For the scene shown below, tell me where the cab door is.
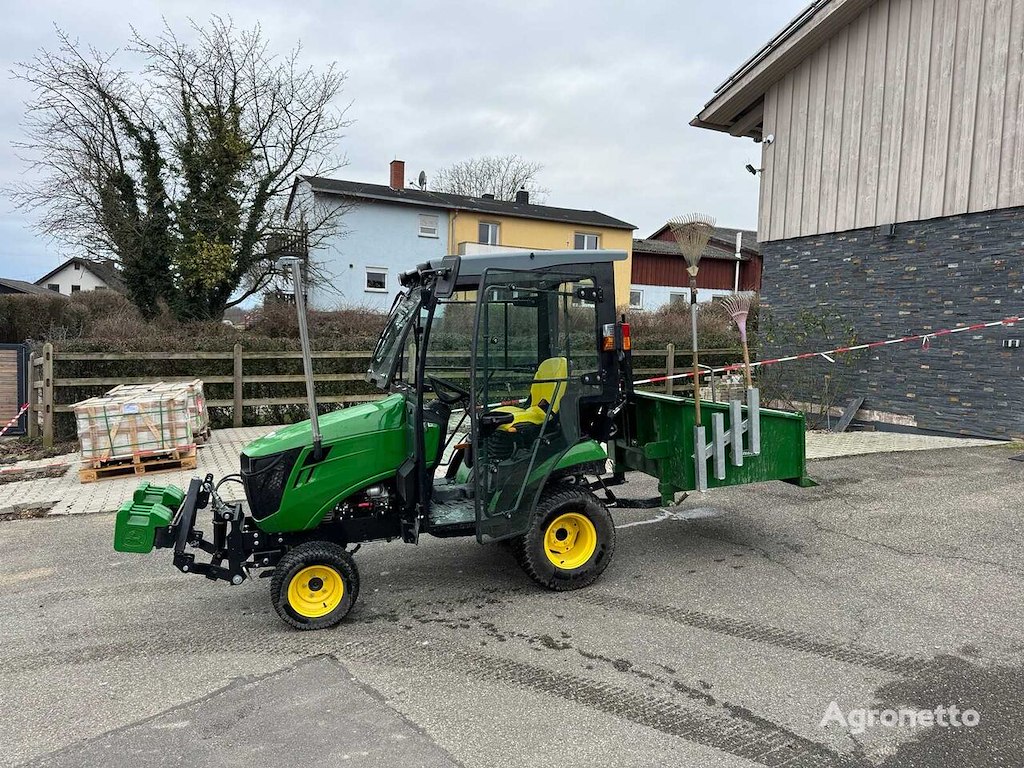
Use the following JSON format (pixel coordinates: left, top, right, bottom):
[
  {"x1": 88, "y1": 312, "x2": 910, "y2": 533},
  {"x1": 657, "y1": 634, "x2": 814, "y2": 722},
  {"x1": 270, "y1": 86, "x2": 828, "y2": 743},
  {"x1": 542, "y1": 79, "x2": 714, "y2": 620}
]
[{"x1": 470, "y1": 269, "x2": 601, "y2": 542}]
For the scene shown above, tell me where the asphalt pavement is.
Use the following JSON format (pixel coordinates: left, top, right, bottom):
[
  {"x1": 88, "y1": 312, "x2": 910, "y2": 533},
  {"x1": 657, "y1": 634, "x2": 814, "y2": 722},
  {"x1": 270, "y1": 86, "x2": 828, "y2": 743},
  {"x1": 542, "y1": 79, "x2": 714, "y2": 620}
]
[{"x1": 1, "y1": 442, "x2": 1022, "y2": 767}]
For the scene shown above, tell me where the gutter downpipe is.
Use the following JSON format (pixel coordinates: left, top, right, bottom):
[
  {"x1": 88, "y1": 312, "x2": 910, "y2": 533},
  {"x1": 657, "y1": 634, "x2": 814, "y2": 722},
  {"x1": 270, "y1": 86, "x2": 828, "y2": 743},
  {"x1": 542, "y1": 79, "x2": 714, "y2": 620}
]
[{"x1": 733, "y1": 232, "x2": 742, "y2": 293}]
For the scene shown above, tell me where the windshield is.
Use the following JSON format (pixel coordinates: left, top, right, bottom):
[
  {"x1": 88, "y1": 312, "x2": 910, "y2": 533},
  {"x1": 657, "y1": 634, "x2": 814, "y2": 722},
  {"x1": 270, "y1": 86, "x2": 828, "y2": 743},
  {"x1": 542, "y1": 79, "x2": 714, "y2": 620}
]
[{"x1": 367, "y1": 287, "x2": 422, "y2": 388}]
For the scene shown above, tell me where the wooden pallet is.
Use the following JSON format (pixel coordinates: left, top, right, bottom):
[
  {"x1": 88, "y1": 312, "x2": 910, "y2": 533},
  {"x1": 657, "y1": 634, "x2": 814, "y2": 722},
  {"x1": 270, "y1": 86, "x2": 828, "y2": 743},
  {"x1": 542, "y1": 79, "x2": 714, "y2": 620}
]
[{"x1": 79, "y1": 448, "x2": 197, "y2": 484}]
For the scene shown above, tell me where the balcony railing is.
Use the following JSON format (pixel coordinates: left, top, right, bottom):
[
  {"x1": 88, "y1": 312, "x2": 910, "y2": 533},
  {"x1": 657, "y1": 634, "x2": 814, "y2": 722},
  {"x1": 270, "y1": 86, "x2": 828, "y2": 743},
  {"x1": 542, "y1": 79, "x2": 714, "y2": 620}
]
[
  {"x1": 266, "y1": 229, "x2": 309, "y2": 261},
  {"x1": 458, "y1": 242, "x2": 541, "y2": 256}
]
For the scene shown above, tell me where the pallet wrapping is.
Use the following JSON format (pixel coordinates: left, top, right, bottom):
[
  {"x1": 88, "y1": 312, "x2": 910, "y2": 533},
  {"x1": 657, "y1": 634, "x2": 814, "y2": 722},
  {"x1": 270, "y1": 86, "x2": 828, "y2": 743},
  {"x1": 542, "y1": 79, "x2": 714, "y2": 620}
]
[
  {"x1": 105, "y1": 379, "x2": 210, "y2": 440},
  {"x1": 73, "y1": 380, "x2": 208, "y2": 469}
]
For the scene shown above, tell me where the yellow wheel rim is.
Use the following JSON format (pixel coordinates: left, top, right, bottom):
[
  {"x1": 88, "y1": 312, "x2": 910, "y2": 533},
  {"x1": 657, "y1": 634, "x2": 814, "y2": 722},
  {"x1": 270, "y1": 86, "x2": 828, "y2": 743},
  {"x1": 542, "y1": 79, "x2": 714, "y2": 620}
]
[
  {"x1": 544, "y1": 512, "x2": 598, "y2": 570},
  {"x1": 287, "y1": 564, "x2": 345, "y2": 618}
]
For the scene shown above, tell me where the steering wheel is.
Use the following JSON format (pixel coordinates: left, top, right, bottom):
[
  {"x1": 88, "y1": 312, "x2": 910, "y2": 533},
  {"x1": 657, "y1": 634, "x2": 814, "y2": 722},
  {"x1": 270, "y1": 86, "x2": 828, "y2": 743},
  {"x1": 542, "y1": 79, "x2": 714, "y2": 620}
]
[{"x1": 426, "y1": 374, "x2": 471, "y2": 405}]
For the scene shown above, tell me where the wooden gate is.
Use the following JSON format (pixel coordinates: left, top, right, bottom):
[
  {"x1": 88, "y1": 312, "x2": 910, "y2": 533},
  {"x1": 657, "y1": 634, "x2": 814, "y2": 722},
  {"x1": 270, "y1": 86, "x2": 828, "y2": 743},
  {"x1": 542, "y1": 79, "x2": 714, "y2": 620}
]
[{"x1": 0, "y1": 344, "x2": 29, "y2": 436}]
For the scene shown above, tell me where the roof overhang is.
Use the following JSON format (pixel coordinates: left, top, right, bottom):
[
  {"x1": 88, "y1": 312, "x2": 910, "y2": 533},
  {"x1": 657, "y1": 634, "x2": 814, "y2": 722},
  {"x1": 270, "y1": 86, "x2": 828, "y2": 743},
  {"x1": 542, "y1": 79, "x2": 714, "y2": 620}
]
[
  {"x1": 33, "y1": 257, "x2": 102, "y2": 287},
  {"x1": 691, "y1": 0, "x2": 873, "y2": 139},
  {"x1": 295, "y1": 176, "x2": 636, "y2": 231},
  {"x1": 632, "y1": 247, "x2": 753, "y2": 263},
  {"x1": 0, "y1": 278, "x2": 59, "y2": 296},
  {"x1": 284, "y1": 176, "x2": 308, "y2": 221}
]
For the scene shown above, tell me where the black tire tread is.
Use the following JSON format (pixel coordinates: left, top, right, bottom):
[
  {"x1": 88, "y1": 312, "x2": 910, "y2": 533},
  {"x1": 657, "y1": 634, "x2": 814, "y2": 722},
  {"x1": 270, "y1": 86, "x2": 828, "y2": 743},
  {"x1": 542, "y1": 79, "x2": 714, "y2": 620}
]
[
  {"x1": 271, "y1": 541, "x2": 359, "y2": 631},
  {"x1": 517, "y1": 486, "x2": 615, "y2": 592}
]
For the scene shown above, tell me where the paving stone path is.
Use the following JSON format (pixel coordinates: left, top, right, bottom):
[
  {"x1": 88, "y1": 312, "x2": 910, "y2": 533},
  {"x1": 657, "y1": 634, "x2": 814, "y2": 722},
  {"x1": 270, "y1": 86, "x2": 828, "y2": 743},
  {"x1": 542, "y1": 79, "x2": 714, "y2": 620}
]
[{"x1": 0, "y1": 426, "x2": 1004, "y2": 516}]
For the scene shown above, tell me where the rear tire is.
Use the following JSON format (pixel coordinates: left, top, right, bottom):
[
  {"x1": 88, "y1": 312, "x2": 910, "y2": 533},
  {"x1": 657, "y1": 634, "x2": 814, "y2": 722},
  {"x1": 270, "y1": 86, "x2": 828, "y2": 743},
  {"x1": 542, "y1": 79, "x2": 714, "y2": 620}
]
[
  {"x1": 272, "y1": 541, "x2": 359, "y2": 630},
  {"x1": 516, "y1": 487, "x2": 615, "y2": 591}
]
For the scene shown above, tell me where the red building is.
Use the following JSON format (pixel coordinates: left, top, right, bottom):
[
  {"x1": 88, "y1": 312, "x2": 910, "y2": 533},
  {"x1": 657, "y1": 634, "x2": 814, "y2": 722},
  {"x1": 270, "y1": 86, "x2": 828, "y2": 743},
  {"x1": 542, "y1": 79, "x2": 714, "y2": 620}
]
[{"x1": 629, "y1": 225, "x2": 762, "y2": 310}]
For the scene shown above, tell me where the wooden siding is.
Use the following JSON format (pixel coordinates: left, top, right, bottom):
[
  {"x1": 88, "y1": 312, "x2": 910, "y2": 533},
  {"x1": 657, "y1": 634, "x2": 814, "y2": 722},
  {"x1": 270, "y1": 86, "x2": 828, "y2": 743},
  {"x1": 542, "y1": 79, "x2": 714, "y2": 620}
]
[
  {"x1": 759, "y1": 0, "x2": 1024, "y2": 241},
  {"x1": 0, "y1": 349, "x2": 20, "y2": 425},
  {"x1": 631, "y1": 255, "x2": 762, "y2": 292}
]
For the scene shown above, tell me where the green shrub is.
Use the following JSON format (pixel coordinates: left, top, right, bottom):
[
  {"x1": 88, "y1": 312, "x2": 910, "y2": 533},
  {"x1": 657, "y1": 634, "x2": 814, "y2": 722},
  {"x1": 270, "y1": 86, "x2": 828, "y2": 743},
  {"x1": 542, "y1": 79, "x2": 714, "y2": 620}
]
[
  {"x1": 626, "y1": 299, "x2": 750, "y2": 352},
  {"x1": 0, "y1": 293, "x2": 75, "y2": 343},
  {"x1": 246, "y1": 300, "x2": 386, "y2": 350},
  {"x1": 0, "y1": 290, "x2": 157, "y2": 344}
]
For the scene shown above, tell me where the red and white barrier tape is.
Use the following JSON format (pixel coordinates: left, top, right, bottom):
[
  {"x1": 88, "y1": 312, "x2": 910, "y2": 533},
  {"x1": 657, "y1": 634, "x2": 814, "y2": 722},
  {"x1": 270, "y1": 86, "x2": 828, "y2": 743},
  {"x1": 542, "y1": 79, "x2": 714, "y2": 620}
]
[
  {"x1": 634, "y1": 314, "x2": 1022, "y2": 386},
  {"x1": 0, "y1": 402, "x2": 30, "y2": 438}
]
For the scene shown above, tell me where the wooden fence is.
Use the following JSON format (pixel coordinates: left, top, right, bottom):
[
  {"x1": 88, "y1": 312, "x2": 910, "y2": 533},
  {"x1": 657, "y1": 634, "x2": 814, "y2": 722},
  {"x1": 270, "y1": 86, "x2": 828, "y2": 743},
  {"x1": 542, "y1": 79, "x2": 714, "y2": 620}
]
[{"x1": 26, "y1": 343, "x2": 740, "y2": 447}]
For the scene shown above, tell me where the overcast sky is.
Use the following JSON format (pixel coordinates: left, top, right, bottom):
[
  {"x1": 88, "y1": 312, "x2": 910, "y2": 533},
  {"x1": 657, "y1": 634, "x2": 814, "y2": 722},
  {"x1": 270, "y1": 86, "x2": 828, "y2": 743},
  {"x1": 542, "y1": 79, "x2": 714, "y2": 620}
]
[{"x1": 0, "y1": 0, "x2": 806, "y2": 282}]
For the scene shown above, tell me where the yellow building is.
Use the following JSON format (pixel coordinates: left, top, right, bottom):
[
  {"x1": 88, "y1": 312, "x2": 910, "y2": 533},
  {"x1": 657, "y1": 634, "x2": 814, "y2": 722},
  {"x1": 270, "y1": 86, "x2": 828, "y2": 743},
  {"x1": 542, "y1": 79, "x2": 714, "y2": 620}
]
[{"x1": 447, "y1": 198, "x2": 635, "y2": 308}]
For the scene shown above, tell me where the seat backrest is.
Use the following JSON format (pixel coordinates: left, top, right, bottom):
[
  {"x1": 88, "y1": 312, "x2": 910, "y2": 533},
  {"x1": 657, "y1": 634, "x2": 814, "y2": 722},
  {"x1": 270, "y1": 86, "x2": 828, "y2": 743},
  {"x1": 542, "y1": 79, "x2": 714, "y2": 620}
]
[{"x1": 530, "y1": 357, "x2": 568, "y2": 413}]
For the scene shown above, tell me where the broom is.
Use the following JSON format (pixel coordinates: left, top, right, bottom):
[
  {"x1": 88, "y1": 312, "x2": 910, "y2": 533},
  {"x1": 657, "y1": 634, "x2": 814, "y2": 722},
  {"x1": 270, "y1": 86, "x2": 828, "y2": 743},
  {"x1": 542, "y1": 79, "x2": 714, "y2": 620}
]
[
  {"x1": 720, "y1": 291, "x2": 756, "y2": 390},
  {"x1": 668, "y1": 213, "x2": 716, "y2": 426}
]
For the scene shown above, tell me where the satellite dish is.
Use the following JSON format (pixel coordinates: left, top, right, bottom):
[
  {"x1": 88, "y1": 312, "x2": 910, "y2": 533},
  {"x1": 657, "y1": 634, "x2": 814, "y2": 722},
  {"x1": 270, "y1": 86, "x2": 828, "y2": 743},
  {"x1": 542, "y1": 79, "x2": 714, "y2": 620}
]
[{"x1": 417, "y1": 170, "x2": 427, "y2": 190}]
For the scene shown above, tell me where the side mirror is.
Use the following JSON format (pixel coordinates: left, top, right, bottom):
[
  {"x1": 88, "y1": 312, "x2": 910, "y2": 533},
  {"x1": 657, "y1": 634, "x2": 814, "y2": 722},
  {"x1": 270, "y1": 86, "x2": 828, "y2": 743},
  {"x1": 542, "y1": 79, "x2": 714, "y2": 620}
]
[{"x1": 478, "y1": 410, "x2": 515, "y2": 434}]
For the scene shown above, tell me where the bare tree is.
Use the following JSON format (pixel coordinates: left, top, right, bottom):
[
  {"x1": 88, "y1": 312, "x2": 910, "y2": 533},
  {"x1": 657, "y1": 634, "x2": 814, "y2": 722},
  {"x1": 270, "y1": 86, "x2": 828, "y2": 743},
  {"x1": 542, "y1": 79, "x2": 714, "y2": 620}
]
[
  {"x1": 431, "y1": 154, "x2": 548, "y2": 202},
  {"x1": 11, "y1": 19, "x2": 351, "y2": 320}
]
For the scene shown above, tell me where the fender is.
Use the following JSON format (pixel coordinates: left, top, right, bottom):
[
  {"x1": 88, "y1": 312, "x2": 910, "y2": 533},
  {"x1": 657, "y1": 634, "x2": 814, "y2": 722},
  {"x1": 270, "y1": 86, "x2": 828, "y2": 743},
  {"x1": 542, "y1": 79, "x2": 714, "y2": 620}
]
[{"x1": 552, "y1": 439, "x2": 608, "y2": 473}]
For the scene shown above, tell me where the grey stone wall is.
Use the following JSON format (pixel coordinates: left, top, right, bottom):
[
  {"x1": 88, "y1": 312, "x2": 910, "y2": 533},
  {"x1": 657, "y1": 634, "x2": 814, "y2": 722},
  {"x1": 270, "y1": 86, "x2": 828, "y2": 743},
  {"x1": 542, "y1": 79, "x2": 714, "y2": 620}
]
[{"x1": 759, "y1": 207, "x2": 1024, "y2": 438}]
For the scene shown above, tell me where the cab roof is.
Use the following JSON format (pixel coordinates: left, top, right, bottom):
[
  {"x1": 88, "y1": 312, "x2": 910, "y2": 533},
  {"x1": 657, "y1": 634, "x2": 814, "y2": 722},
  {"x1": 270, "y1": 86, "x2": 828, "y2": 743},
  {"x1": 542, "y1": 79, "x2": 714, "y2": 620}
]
[{"x1": 414, "y1": 249, "x2": 627, "y2": 297}]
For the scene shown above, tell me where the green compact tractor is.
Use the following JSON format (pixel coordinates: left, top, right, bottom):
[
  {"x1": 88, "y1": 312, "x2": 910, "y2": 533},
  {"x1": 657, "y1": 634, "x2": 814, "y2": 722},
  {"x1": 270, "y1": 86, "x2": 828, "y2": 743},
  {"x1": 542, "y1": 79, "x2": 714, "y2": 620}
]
[{"x1": 114, "y1": 249, "x2": 813, "y2": 629}]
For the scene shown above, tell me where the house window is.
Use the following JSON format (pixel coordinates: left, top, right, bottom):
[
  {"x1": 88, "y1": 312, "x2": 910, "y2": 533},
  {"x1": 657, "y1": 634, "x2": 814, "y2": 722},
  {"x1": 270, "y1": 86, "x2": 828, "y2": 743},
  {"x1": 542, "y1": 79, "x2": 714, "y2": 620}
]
[
  {"x1": 574, "y1": 232, "x2": 600, "y2": 250},
  {"x1": 46, "y1": 284, "x2": 59, "y2": 292},
  {"x1": 73, "y1": 262, "x2": 81, "y2": 270},
  {"x1": 669, "y1": 292, "x2": 688, "y2": 307},
  {"x1": 629, "y1": 289, "x2": 644, "y2": 310},
  {"x1": 70, "y1": 285, "x2": 81, "y2": 293},
  {"x1": 365, "y1": 267, "x2": 388, "y2": 292},
  {"x1": 478, "y1": 221, "x2": 499, "y2": 245},
  {"x1": 418, "y1": 214, "x2": 439, "y2": 238}
]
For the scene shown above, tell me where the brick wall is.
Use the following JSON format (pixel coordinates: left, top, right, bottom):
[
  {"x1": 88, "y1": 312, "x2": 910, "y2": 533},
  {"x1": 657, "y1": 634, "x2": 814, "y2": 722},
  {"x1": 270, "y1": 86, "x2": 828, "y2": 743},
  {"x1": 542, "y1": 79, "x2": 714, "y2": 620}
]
[{"x1": 759, "y1": 207, "x2": 1024, "y2": 438}]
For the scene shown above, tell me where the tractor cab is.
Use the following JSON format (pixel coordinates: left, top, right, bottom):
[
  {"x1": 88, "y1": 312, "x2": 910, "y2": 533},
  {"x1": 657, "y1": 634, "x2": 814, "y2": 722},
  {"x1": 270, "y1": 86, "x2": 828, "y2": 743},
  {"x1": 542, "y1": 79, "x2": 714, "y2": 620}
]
[{"x1": 366, "y1": 249, "x2": 631, "y2": 544}]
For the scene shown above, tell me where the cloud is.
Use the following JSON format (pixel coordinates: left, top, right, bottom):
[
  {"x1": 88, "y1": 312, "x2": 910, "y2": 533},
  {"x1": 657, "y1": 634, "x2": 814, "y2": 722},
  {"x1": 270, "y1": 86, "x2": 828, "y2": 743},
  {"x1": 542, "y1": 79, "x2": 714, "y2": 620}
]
[{"x1": 0, "y1": 0, "x2": 806, "y2": 280}]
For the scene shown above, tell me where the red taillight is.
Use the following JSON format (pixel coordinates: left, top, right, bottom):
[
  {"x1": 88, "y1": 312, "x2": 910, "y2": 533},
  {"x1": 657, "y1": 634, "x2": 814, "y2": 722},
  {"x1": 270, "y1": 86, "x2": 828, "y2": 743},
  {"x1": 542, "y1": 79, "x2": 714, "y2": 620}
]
[{"x1": 621, "y1": 323, "x2": 631, "y2": 351}]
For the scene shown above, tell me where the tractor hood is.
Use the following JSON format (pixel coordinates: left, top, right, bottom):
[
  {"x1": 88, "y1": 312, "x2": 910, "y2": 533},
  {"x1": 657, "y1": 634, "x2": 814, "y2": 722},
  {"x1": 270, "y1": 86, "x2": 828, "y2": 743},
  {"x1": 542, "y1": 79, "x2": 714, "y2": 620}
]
[
  {"x1": 238, "y1": 392, "x2": 410, "y2": 532},
  {"x1": 242, "y1": 393, "x2": 406, "y2": 458}
]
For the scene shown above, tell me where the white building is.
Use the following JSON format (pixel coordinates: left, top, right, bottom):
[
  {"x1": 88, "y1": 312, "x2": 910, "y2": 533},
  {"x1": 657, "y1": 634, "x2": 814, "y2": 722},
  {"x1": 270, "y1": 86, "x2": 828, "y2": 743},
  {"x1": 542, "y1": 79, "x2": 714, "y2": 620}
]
[{"x1": 35, "y1": 257, "x2": 124, "y2": 296}]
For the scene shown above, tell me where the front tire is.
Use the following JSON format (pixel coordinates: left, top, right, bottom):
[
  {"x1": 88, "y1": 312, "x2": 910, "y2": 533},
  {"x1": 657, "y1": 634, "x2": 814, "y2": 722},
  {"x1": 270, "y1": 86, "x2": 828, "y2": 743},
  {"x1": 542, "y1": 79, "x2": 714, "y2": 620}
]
[
  {"x1": 516, "y1": 487, "x2": 615, "y2": 591},
  {"x1": 271, "y1": 541, "x2": 359, "y2": 630}
]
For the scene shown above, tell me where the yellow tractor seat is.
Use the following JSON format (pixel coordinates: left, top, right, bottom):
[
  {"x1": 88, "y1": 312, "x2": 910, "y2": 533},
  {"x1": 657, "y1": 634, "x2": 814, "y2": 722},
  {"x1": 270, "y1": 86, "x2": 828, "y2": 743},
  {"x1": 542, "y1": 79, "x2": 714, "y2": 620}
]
[{"x1": 491, "y1": 357, "x2": 569, "y2": 429}]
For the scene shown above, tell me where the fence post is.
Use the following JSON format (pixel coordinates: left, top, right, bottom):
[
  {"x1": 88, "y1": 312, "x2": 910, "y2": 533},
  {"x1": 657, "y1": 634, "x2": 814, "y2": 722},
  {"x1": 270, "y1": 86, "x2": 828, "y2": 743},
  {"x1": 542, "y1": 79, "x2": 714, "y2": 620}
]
[
  {"x1": 665, "y1": 343, "x2": 675, "y2": 396},
  {"x1": 41, "y1": 343, "x2": 54, "y2": 448},
  {"x1": 26, "y1": 351, "x2": 38, "y2": 439},
  {"x1": 233, "y1": 343, "x2": 244, "y2": 427}
]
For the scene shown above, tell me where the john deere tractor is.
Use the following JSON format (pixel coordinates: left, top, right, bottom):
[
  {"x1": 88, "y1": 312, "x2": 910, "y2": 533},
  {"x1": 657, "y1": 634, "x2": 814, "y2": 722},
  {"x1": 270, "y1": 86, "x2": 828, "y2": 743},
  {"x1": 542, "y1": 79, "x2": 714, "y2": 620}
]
[{"x1": 115, "y1": 249, "x2": 812, "y2": 629}]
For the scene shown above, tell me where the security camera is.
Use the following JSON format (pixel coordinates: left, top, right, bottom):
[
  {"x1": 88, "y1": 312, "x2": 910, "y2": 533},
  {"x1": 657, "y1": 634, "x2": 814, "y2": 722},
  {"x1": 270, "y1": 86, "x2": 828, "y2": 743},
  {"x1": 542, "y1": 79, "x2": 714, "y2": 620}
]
[
  {"x1": 745, "y1": 164, "x2": 762, "y2": 176},
  {"x1": 763, "y1": 133, "x2": 775, "y2": 146}
]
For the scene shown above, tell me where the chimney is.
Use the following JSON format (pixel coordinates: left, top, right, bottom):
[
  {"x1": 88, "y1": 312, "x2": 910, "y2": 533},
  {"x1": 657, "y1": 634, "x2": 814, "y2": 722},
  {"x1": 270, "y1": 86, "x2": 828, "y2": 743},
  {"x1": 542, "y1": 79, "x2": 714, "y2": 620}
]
[
  {"x1": 389, "y1": 159, "x2": 405, "y2": 190},
  {"x1": 481, "y1": 193, "x2": 495, "y2": 200},
  {"x1": 515, "y1": 188, "x2": 529, "y2": 204}
]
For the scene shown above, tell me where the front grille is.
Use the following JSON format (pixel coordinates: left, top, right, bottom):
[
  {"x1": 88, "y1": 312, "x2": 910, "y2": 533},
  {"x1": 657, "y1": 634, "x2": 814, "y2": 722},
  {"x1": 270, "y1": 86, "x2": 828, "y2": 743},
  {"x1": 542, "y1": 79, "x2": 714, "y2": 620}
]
[{"x1": 240, "y1": 448, "x2": 300, "y2": 521}]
